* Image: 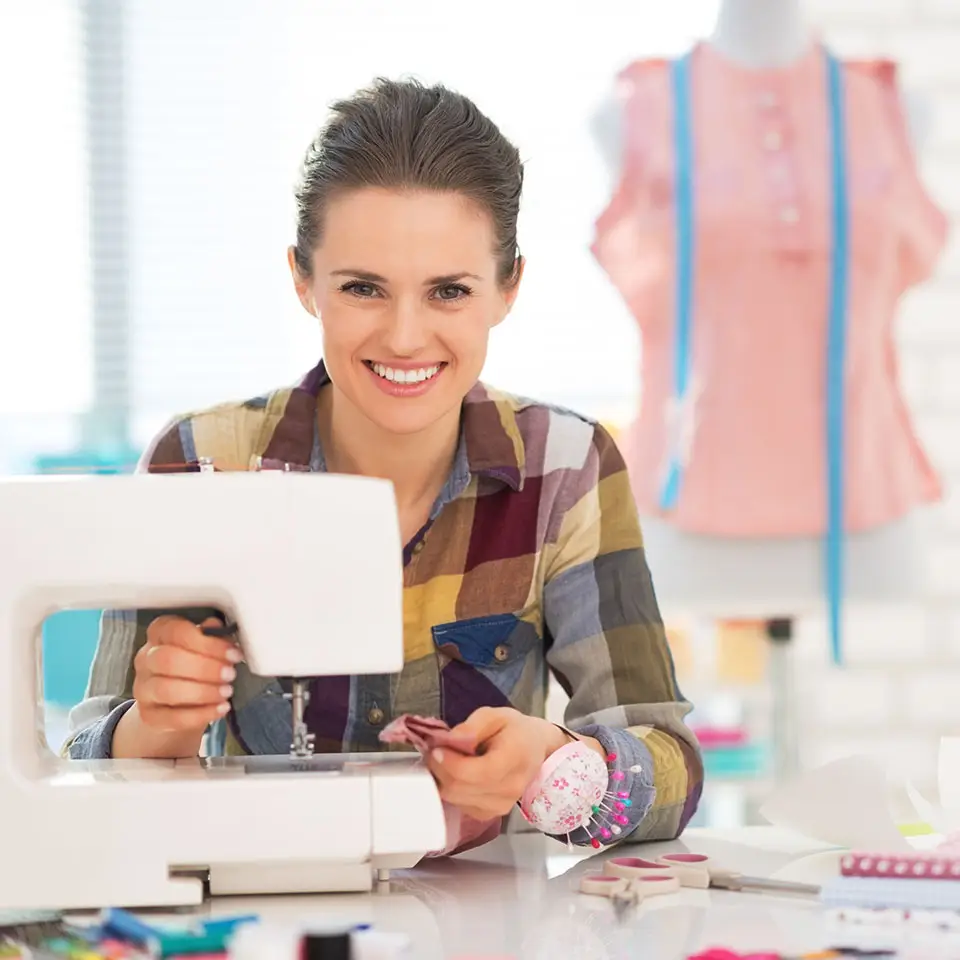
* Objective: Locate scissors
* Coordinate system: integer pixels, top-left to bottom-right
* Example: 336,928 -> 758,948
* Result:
579,854 -> 821,921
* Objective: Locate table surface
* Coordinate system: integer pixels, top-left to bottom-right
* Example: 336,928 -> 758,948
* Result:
135,827 -> 866,959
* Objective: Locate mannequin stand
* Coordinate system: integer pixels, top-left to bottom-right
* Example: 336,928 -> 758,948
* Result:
765,617 -> 800,783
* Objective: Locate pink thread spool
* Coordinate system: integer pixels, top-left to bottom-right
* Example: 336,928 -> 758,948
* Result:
656,852 -> 711,889
604,856 -> 676,882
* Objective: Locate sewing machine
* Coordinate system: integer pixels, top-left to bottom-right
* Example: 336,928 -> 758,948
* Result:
0,472 -> 447,910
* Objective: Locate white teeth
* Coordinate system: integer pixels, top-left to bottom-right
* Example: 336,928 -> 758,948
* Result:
370,363 -> 441,384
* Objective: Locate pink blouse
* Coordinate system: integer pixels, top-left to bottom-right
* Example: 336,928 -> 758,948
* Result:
592,41 -> 948,537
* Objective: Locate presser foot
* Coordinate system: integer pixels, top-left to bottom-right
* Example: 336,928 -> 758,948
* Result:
283,679 -> 315,759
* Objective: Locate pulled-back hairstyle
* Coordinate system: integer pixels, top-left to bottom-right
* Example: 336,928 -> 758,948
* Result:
293,77 -> 524,286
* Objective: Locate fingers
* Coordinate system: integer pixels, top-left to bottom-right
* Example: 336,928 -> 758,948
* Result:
135,615 -> 240,733
133,673 -> 232,708
450,706 -> 510,743
136,702 -> 231,734
428,751 -> 527,817
147,615 -> 243,664
143,643 -> 238,686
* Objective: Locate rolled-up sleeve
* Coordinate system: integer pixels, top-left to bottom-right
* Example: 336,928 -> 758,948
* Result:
65,610 -> 140,759
542,424 -> 702,844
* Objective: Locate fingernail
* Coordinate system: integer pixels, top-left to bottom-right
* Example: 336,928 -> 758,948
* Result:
225,648 -> 243,664
220,685 -> 234,699
432,749 -> 444,764
221,666 -> 236,682
217,702 -> 230,715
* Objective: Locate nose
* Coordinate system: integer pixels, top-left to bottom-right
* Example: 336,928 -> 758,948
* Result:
382,296 -> 429,357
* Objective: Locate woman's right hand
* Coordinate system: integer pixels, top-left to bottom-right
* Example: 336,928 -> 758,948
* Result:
132,615 -> 243,733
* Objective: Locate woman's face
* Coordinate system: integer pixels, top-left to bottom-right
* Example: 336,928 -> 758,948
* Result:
290,187 -> 521,437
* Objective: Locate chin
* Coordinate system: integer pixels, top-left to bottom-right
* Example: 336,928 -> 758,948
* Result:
363,402 -> 454,437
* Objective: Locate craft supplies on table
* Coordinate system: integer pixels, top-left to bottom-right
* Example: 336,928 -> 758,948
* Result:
0,909 -> 409,960
577,852 -> 821,915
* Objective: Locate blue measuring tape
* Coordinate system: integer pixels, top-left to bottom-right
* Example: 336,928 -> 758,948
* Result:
662,51 -> 849,664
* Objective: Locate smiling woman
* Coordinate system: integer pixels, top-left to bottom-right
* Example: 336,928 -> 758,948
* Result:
65,77 -> 702,858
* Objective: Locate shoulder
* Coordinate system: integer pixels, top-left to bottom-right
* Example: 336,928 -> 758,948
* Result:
479,383 -> 626,488
614,57 -> 672,104
140,384 -> 309,472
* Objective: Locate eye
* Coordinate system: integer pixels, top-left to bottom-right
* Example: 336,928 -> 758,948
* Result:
433,283 -> 472,302
340,280 -> 382,299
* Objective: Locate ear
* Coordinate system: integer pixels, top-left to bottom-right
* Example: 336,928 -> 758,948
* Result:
287,246 -> 318,317
492,255 -> 525,327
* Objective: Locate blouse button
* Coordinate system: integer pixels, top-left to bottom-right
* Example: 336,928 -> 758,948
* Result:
367,706 -> 385,726
494,644 -> 510,663
762,130 -> 783,151
779,206 -> 800,225
757,90 -> 778,109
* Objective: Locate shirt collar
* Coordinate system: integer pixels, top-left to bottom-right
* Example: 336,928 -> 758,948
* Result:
293,359 -> 526,492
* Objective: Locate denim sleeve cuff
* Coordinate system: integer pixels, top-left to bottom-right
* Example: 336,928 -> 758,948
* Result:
548,724 -> 656,847
66,700 -> 136,759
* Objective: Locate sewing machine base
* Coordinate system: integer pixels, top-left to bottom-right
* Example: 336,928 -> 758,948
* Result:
2,752 -> 445,910
208,854 -> 418,896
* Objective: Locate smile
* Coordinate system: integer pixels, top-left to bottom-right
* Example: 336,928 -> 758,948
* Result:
364,361 -> 446,385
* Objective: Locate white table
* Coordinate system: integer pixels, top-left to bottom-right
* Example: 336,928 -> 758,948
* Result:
143,828 -> 858,959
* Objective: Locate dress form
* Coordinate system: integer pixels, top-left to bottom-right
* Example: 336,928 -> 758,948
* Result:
590,0 -> 933,622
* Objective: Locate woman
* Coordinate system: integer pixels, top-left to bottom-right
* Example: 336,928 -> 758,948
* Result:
66,77 -> 702,850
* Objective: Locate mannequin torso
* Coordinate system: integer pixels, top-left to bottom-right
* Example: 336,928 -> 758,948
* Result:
591,0 -> 938,617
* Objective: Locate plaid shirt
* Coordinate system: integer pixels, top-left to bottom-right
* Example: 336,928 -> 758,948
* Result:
67,361 -> 702,844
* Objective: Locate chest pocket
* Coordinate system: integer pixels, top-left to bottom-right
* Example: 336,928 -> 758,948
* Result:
432,613 -> 542,727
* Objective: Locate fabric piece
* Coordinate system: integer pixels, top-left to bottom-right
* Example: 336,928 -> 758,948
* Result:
593,42 -> 948,537
378,714 -> 500,858
378,714 -> 479,757
64,360 -> 702,846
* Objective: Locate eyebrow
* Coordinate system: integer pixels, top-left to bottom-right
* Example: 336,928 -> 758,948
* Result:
331,269 -> 483,285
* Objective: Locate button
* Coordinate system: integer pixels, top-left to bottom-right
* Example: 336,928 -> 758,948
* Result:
412,540 -> 425,555
779,206 -> 800,224
493,644 -> 510,663
757,91 -> 778,108
762,130 -> 783,151
367,707 -> 385,725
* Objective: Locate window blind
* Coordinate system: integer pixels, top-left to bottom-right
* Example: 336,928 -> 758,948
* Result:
2,1 -> 720,470
0,2 -> 91,419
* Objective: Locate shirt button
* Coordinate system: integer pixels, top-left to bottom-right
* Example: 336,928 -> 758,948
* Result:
762,130 -> 783,151
757,91 -> 778,108
367,707 -> 385,726
493,644 -> 510,663
779,206 -> 800,224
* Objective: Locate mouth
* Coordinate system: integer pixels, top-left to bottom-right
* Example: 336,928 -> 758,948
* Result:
363,360 -> 447,386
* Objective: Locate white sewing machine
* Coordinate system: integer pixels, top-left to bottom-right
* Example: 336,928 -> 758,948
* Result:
0,472 -> 446,911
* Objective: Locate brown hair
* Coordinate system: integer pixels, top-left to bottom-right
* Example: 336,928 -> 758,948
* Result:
293,77 -> 524,286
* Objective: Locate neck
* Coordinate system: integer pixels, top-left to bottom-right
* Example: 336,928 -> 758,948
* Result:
709,0 -> 811,68
319,388 -> 460,514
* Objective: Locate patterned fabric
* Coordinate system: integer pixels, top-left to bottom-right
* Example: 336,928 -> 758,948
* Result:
593,42 -> 947,536
66,360 -> 702,844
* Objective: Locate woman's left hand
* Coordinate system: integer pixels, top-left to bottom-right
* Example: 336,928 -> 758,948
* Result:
425,706 -> 572,820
